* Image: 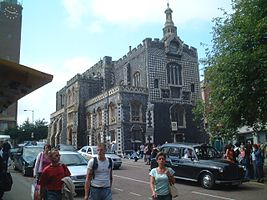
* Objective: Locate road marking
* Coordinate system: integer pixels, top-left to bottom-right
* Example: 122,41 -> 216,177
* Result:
122,162 -> 150,169
129,192 -> 142,196
113,174 -> 150,184
192,191 -> 236,200
114,187 -> 123,191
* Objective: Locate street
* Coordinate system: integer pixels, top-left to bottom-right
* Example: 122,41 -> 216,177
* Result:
2,159 -> 267,200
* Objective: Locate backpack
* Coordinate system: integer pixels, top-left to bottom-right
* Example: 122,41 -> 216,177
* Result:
92,157 -> 112,179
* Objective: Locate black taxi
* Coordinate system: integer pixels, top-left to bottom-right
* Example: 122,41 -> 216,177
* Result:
150,143 -> 245,189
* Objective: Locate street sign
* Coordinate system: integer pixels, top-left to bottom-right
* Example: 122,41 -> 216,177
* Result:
171,122 -> 177,131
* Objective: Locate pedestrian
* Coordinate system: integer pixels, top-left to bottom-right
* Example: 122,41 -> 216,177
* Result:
151,144 -> 159,159
2,140 -> 11,171
111,142 -> 117,154
39,149 -> 71,200
0,141 -> 5,200
254,144 -> 264,183
145,144 -> 152,165
224,144 -> 235,163
131,149 -> 139,162
84,143 -> 113,200
140,144 -> 144,159
34,144 -> 52,183
150,152 -> 175,200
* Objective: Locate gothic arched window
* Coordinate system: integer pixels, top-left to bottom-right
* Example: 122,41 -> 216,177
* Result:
133,71 -> 141,87
130,102 -> 142,122
170,105 -> 186,128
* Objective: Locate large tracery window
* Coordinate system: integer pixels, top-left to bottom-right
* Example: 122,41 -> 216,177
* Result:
167,63 -> 182,85
131,102 -> 142,122
133,71 -> 141,87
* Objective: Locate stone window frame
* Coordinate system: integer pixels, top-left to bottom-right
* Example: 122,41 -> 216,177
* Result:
109,102 -> 116,124
170,105 -> 186,128
130,101 -> 142,122
166,62 -> 182,86
133,71 -> 141,87
96,107 -> 102,128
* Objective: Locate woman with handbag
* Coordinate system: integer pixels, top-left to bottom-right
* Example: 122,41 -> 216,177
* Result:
34,144 -> 52,183
149,152 -> 176,200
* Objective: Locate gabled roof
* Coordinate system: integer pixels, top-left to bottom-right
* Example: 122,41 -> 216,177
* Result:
0,59 -> 53,112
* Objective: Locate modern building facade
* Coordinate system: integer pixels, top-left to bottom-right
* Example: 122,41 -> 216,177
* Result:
49,4 -> 204,155
0,0 -> 23,133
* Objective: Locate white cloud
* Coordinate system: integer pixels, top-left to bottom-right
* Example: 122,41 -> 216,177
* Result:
61,0 -> 232,29
17,57 -> 94,125
87,21 -> 104,33
61,0 -> 92,27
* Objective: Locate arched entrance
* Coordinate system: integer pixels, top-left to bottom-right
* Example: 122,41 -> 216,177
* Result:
130,125 -> 144,150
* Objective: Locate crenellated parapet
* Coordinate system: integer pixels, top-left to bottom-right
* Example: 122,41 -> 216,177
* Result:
183,44 -> 198,58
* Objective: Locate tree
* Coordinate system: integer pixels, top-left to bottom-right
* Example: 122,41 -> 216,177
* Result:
5,119 -> 49,144
203,0 -> 267,138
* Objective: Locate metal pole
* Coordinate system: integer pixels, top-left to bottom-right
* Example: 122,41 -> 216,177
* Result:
32,110 -> 34,123
24,109 -> 34,123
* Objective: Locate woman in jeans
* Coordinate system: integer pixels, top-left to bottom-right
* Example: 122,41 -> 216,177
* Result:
149,152 -> 175,200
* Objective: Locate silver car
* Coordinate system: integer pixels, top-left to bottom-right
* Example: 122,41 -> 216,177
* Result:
59,151 -> 88,190
78,146 -> 122,169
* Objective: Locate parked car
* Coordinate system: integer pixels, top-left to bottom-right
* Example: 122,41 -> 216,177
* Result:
13,145 -> 44,176
150,143 -> 246,189
55,144 -> 76,151
59,151 -> 88,191
78,145 -> 122,169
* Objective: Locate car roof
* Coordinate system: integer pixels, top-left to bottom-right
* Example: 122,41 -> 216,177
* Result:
59,151 -> 80,155
161,143 -> 206,148
23,145 -> 44,149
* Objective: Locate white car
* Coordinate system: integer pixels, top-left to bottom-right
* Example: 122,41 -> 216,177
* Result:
59,151 -> 88,190
78,146 -> 122,169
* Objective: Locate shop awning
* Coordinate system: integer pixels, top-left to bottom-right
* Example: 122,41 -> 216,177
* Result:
0,59 -> 53,112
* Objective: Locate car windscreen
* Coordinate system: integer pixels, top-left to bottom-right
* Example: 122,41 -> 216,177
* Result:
91,147 -> 97,154
60,145 -> 76,151
60,154 -> 88,166
23,147 -> 43,162
194,146 -> 220,159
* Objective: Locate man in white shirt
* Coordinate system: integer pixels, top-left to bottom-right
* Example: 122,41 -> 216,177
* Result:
84,143 -> 113,200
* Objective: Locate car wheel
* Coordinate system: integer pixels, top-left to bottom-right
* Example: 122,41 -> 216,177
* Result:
200,172 -> 215,189
13,162 -> 17,170
22,165 -> 27,176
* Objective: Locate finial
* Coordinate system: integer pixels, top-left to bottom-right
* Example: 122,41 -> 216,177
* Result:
167,0 -> 169,8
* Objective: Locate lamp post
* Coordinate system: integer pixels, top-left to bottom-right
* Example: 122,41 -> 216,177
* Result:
24,109 -> 34,123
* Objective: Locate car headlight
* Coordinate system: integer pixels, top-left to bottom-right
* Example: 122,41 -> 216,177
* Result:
238,165 -> 246,171
218,167 -> 224,173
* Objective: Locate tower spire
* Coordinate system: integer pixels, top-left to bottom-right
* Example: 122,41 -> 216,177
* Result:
162,2 -> 177,40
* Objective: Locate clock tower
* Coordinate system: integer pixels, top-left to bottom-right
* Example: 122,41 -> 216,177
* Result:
0,0 -> 23,132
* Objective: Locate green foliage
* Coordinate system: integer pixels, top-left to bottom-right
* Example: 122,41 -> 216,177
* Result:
192,100 -> 205,131
4,119 -> 48,144
203,0 -> 267,138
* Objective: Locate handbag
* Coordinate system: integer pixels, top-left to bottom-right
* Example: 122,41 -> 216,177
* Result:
169,183 -> 179,198
31,181 -> 41,200
0,172 -> 13,192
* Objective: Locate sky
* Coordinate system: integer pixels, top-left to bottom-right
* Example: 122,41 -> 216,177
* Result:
17,0 -> 232,125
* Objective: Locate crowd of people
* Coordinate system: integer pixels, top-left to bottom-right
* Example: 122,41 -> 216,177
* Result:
1,139 -> 266,199
224,142 -> 265,183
